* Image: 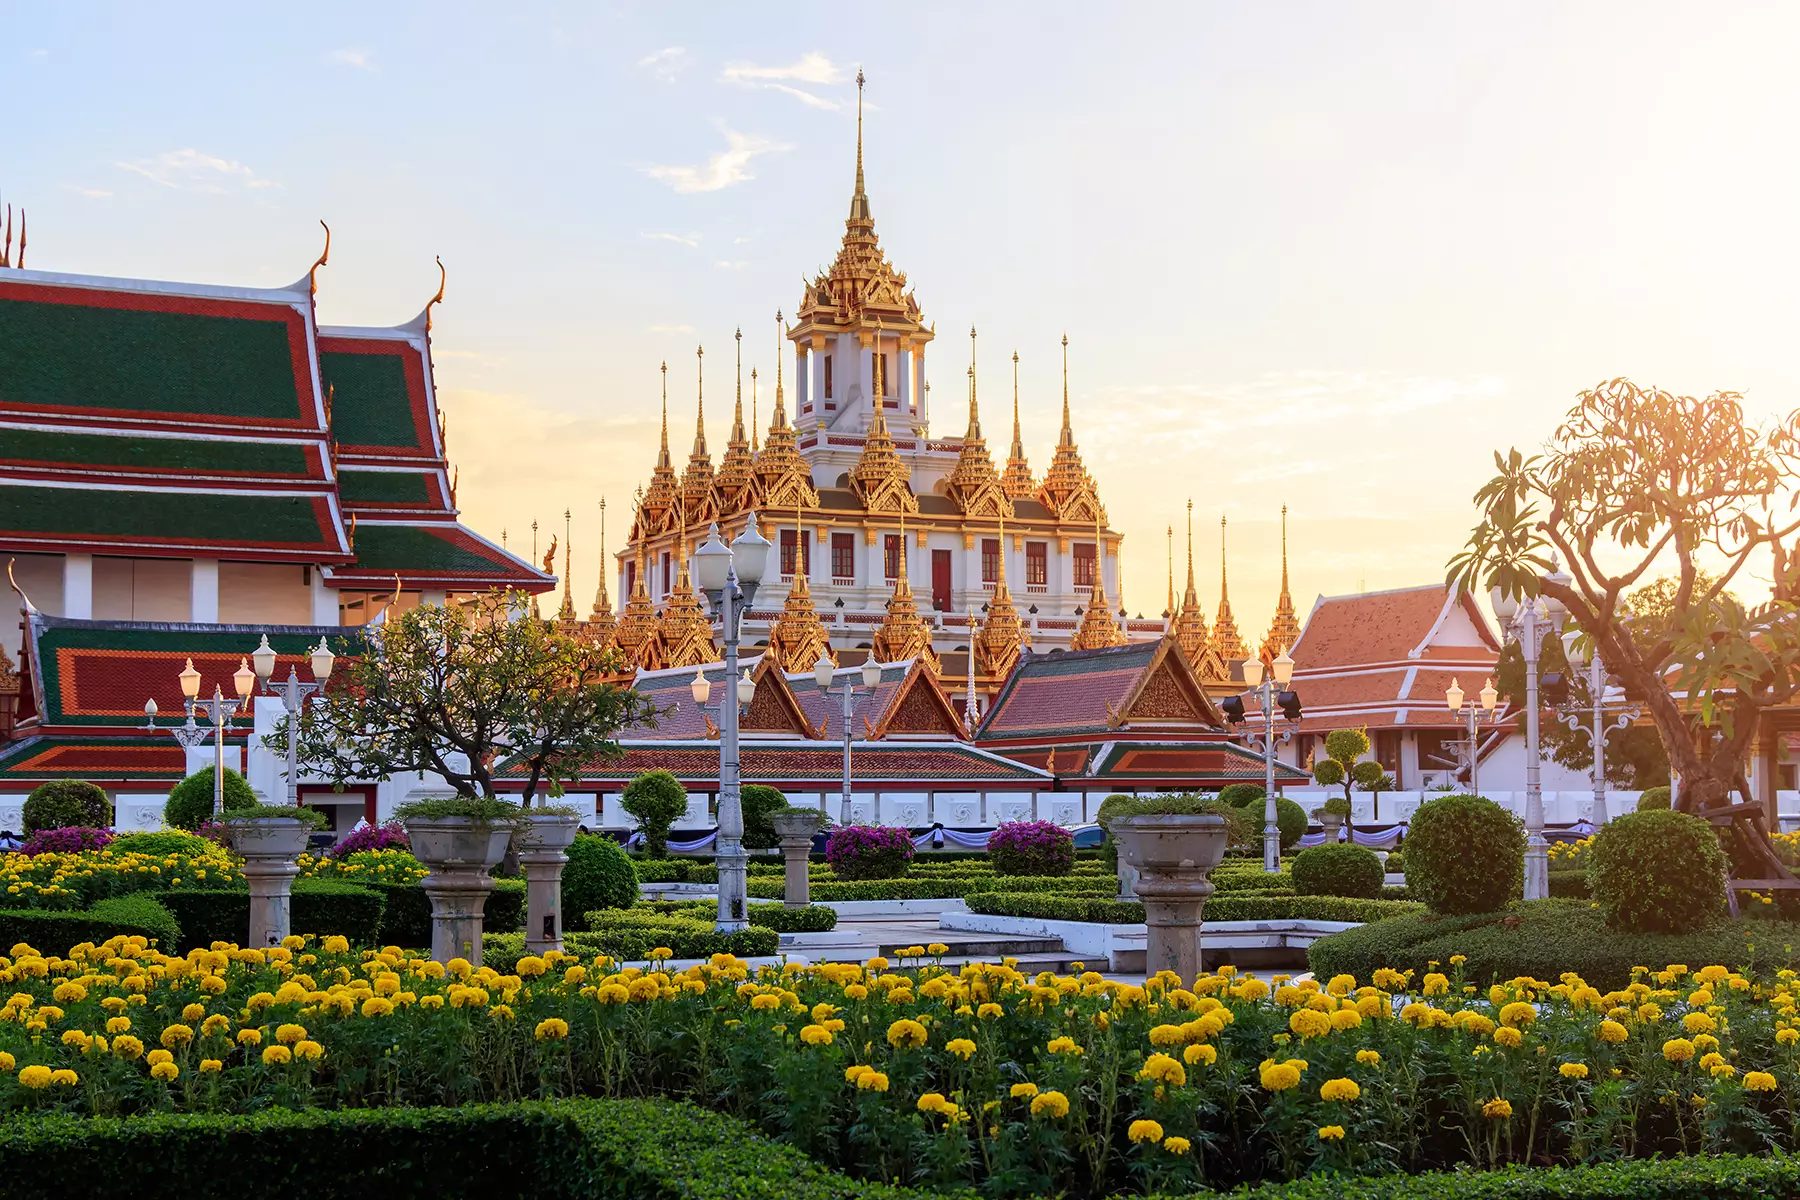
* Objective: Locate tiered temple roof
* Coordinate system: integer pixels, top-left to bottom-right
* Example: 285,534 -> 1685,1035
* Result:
1036,335 -> 1104,526
652,540 -> 719,670
751,317 -> 819,512
849,401 -> 918,514
945,330 -> 1011,519
973,520 -> 1026,682
1260,505 -> 1303,661
871,525 -> 940,672
713,331 -> 758,514
1001,351 -> 1036,500
680,348 -> 717,527
1210,515 -> 1249,662
1173,501 -> 1226,679
613,545 -> 663,671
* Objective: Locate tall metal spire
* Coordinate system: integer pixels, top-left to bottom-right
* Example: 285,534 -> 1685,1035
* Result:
849,68 -> 870,222
657,362 -> 671,469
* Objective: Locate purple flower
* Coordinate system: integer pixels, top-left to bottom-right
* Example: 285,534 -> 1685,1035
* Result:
988,820 -> 1075,877
824,825 -> 915,880
19,826 -> 114,857
328,820 -> 409,858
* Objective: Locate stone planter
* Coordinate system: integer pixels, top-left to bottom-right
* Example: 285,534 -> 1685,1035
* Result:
517,811 -> 580,955
401,815 -> 513,967
1319,813 -> 1345,844
769,811 -> 824,908
226,816 -> 311,949
1112,813 -> 1231,986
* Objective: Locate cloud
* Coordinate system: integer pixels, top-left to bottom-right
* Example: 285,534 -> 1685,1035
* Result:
720,52 -> 847,108
115,148 -> 278,193
69,186 -> 113,199
647,323 -> 696,334
714,260 -> 748,270
641,231 -> 702,248
638,46 -> 689,82
329,48 -> 373,70
642,128 -> 788,194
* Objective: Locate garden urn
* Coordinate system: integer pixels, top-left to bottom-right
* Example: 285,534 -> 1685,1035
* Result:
402,813 -> 513,967
1319,812 -> 1345,844
769,810 -> 824,908
226,816 -> 311,949
1111,813 -> 1231,987
517,811 -> 580,955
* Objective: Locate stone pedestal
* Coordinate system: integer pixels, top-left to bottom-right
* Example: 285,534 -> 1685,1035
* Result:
227,817 -> 310,949
770,811 -> 823,908
1319,813 -> 1344,844
1112,813 -> 1230,987
1117,859 -> 1140,901
402,816 -> 513,966
518,812 -> 580,955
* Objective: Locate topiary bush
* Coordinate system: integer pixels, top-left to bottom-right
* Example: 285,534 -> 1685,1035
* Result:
823,825 -> 914,880
563,834 -> 639,931
1274,796 -> 1307,851
739,784 -> 788,852
1637,785 -> 1672,811
1587,808 -> 1727,933
164,767 -> 257,831
22,780 -> 110,833
1403,793 -> 1526,914
109,830 -> 216,858
1218,783 -> 1265,809
987,820 -> 1075,877
620,770 -> 689,858
1291,843 -> 1385,899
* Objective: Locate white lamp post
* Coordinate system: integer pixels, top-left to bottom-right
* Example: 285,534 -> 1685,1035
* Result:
1554,635 -> 1641,828
1492,572 -> 1567,901
1445,675 -> 1500,796
1240,646 -> 1297,872
691,516 -> 770,932
251,634 -> 336,808
816,653 -> 884,825
148,656 -> 255,815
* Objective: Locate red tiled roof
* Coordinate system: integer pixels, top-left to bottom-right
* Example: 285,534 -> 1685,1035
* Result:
0,736 -> 187,784
505,740 -> 1050,787
1292,585 -> 1461,670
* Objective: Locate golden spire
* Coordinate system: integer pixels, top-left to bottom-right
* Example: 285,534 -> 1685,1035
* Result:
641,361 -> 681,533
1038,333 -> 1101,522
1261,504 -> 1304,662
751,366 -> 759,453
755,310 -> 819,510
715,327 -> 757,512
947,324 -> 1005,514
1172,498 -> 1215,670
767,500 -> 834,673
587,497 -> 617,647
1211,513 -> 1248,661
872,505 -> 940,673
1002,348 -> 1035,499
851,67 -> 869,222
656,533 -> 720,669
850,382 -> 917,514
557,507 -> 576,623
1165,524 -> 1175,621
1072,511 -> 1125,651
975,509 -> 1026,683
681,344 -> 717,524
614,541 -> 662,670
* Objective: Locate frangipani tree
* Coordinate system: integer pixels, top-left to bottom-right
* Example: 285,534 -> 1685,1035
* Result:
1312,728 -> 1382,840
289,589 -> 659,806
1449,379 -> 1800,878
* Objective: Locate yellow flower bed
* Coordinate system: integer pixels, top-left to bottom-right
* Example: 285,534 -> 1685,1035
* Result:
1,939 -> 1799,1193
297,849 -> 427,887
0,847 -> 240,909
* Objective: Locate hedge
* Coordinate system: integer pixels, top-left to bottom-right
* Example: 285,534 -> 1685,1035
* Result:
0,894 -> 181,953
157,880 -> 387,950
745,875 -> 1117,902
1157,1155 -> 1800,1199
0,1098 -> 962,1200
637,899 -> 840,933
1307,898 -> 1800,990
963,891 -> 1424,926
484,919 -> 779,970
1548,869 -> 1590,898
355,878 -> 526,947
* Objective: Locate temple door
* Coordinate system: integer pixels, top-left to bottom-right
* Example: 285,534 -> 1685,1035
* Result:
932,550 -> 952,612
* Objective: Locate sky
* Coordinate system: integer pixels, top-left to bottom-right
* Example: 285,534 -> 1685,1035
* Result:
7,2 -> 1800,639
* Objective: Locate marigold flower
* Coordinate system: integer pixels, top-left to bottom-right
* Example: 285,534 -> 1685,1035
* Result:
1599,1020 -> 1629,1044
322,936 -> 349,955
856,1070 -> 889,1092
275,1023 -> 307,1046
1317,1124 -> 1346,1141
1356,1049 -> 1382,1066
160,1023 -> 194,1048
917,1091 -> 951,1114
886,1018 -> 928,1049
1047,1035 -> 1083,1056
799,1023 -> 835,1046
515,956 -> 548,978
147,1049 -> 172,1067
1162,1135 -> 1192,1155
1320,1077 -> 1360,1103
977,1002 -> 1003,1020
1499,1002 -> 1536,1028
534,1017 -> 570,1041
1778,1028 -> 1800,1046
1030,1089 -> 1070,1118
199,1059 -> 223,1074
1663,1038 -> 1696,1064
150,1060 -> 179,1082
263,1044 -> 293,1065
362,997 -> 395,1018
1493,1026 -> 1524,1049
1559,1062 -> 1589,1079
112,1035 -> 144,1060
1259,1060 -> 1303,1091
50,1069 -> 78,1086
0,1052 -> 13,1072
945,1037 -> 976,1059
1482,1097 -> 1513,1119
1745,1071 -> 1779,1092
17,1064 -> 51,1089
1184,1043 -> 1218,1066
1010,1081 -> 1039,1099
1128,1119 -> 1164,1144
1289,1008 -> 1332,1040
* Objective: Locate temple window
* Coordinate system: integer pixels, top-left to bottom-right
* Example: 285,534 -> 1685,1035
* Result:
1073,543 -> 1096,589
831,532 -> 856,583
824,355 -> 834,400
1026,541 -> 1048,588
981,538 -> 999,585
884,534 -> 902,581
779,528 -> 811,578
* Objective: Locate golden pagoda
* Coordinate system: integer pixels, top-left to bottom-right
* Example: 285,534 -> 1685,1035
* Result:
654,537 -> 719,669
765,510 -> 835,673
680,346 -> 716,526
754,312 -> 820,512
1261,505 -> 1303,662
613,542 -> 663,670
849,387 -> 917,514
585,497 -> 617,649
1211,514 -> 1249,662
1037,335 -> 1104,525
871,515 -> 940,671
636,363 -> 681,540
1071,516 -> 1126,651
945,326 -> 1012,518
1001,350 -> 1035,500
973,516 -> 1026,681
555,509 -> 577,625
1174,500 -> 1226,677
713,329 -> 758,514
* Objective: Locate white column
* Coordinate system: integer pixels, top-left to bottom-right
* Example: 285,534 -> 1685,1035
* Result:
866,534 -> 882,595
896,347 -> 912,424
858,340 -> 873,424
964,543 -> 981,611
309,568 -> 338,625
248,699 -> 285,802
809,344 -> 826,418
796,344 -> 810,412
190,559 -> 219,623
62,554 -> 93,619
913,348 -> 926,423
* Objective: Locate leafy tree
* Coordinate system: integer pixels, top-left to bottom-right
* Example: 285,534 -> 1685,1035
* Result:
1450,379 -> 1800,877
164,766 -> 256,830
1311,728 -> 1380,840
288,589 -> 659,806
739,784 -> 789,852
621,770 -> 690,858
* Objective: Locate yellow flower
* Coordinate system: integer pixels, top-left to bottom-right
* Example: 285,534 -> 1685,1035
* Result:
150,1060 -> 179,1082
844,984 -> 869,1002
1745,1071 -> 1779,1092
1289,1008 -> 1332,1040
1259,1060 -> 1303,1091
1184,1043 -> 1218,1066
17,1064 -> 51,1089
199,1059 -> 223,1073
1320,1077 -> 1360,1103
1139,1053 -> 1188,1087
1683,1011 -> 1718,1035
322,936 -> 349,954
1128,1119 -> 1164,1144
1663,1038 -> 1696,1064
1499,1002 -> 1536,1028
237,1028 -> 263,1047
1493,1027 -> 1524,1049
1559,1062 -> 1589,1079
856,1070 -> 889,1092
844,1064 -> 872,1084
1047,1035 -> 1084,1056
112,1035 -> 145,1060
800,1024 -> 834,1046
51,1069 -> 78,1086
1164,1136 -> 1192,1155
1029,1089 -> 1070,1119
750,993 -> 782,1011
1010,1081 -> 1040,1099
1356,1049 -> 1381,1066
160,1023 -> 194,1048
886,1018 -> 928,1049
275,1023 -> 307,1046
945,1037 -> 976,1059
534,1018 -> 570,1041
1778,1028 -> 1800,1046
0,1052 -> 12,1072
1422,973 -> 1449,996
361,997 -> 394,1018
262,1044 -> 293,1066
917,1091 -> 953,1115
181,1003 -> 207,1023
294,1040 -> 324,1062
1482,1097 -> 1513,1119
515,955 -> 548,978
1599,1020 -> 1629,1044
146,1049 -> 173,1067
1317,1124 -> 1346,1141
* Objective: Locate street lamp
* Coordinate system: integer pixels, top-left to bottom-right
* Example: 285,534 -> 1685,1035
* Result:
1445,675 -> 1500,796
1553,635 -> 1641,828
147,656 -> 255,815
251,634 -> 336,808
691,516 -> 771,932
815,653 -> 884,826
1238,646 -> 1300,873
1491,571 -> 1568,901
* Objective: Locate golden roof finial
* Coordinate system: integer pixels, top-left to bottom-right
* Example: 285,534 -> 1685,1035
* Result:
1059,333 -> 1072,445
1211,512 -> 1248,661
1002,348 -> 1034,499
848,67 -> 871,223
1165,524 -> 1175,620
423,256 -> 447,331
657,362 -> 671,468
1261,503 -> 1304,662
693,344 -> 707,456
308,221 -> 331,296
733,327 -> 745,438
558,507 -> 576,622
750,366 -> 759,453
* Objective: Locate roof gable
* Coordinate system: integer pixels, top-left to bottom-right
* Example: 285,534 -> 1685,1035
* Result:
865,659 -> 969,741
1292,584 -> 1465,671
975,639 -> 1161,740
317,333 -> 437,457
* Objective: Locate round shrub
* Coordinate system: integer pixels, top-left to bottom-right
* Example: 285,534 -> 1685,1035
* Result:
1291,843 -> 1385,899
739,784 -> 788,852
1404,793 -> 1526,915
163,767 -> 256,831
19,826 -> 114,856
824,825 -> 914,880
1587,808 -> 1727,933
110,829 -> 216,858
563,834 -> 639,930
1275,797 -> 1307,851
1637,785 -> 1672,811
987,820 -> 1075,877
621,770 -> 689,858
1218,783 -> 1265,809
22,780 -> 110,833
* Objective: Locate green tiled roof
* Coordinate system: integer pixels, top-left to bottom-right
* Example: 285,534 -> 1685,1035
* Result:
321,351 -> 425,450
0,297 -> 304,422
338,469 -> 432,505
346,524 -> 512,574
0,483 -> 336,550
0,426 -> 313,477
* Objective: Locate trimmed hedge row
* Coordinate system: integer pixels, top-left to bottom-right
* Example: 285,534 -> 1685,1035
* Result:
0,1097 -> 960,1200
1160,1155 -> 1800,1199
483,918 -> 779,970
1307,898 -> 1800,990
636,899 -> 839,933
157,881 -> 386,950
745,875 -> 1116,902
0,894 -> 181,952
962,891 -> 1424,925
